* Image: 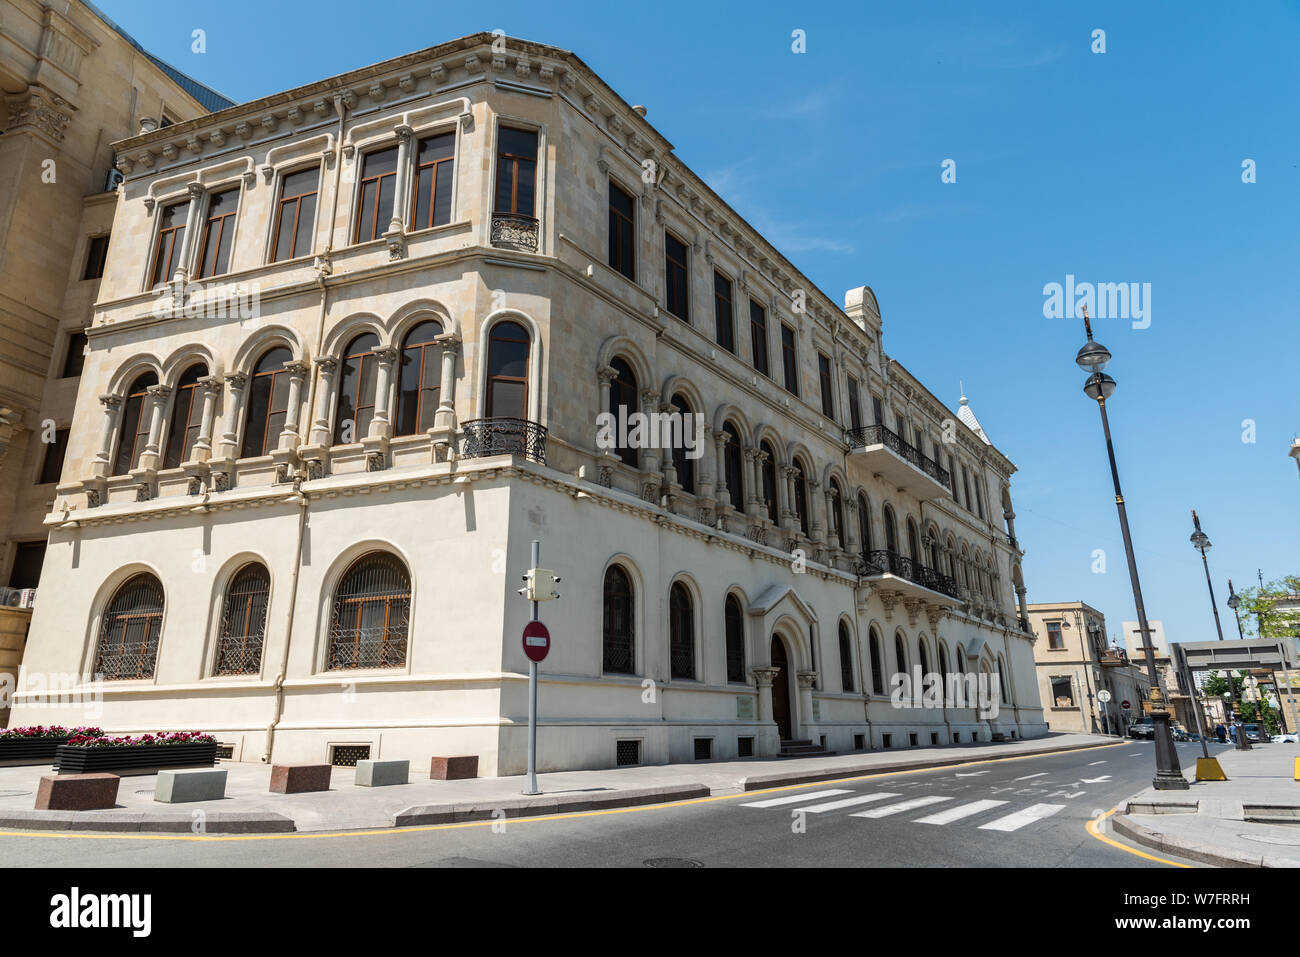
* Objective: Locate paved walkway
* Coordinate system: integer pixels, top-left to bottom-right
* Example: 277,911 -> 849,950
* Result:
1114,743 -> 1300,867
0,732 -> 1117,833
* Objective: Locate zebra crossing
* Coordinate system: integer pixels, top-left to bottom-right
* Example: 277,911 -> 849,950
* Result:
740,788 -> 1066,832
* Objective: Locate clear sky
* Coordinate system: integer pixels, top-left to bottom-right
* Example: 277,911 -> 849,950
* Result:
99,0 -> 1300,646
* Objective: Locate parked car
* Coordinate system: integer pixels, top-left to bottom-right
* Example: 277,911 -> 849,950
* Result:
1270,731 -> 1298,744
1127,718 -> 1155,740
1229,723 -> 1263,743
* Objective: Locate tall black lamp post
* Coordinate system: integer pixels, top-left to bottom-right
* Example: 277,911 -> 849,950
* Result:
1076,312 -> 1188,789
1226,580 -> 1245,639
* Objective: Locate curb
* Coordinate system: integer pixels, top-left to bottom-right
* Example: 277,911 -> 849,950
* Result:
1107,813 -> 1299,868
392,783 -> 711,826
0,810 -> 295,834
739,738 -> 1123,791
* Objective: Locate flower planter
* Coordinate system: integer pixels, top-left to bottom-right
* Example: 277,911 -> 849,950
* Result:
55,742 -> 218,777
0,736 -> 71,767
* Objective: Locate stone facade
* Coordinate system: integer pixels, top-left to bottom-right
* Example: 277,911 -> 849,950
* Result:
10,32 -> 1047,772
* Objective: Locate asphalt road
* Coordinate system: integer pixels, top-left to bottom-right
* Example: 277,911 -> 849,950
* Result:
2,739 -> 1227,867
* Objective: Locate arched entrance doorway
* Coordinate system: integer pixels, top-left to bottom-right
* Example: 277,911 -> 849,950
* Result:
771,635 -> 794,741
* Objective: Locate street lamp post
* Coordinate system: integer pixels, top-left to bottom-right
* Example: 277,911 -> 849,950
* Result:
1226,580 -> 1245,639
1075,312 -> 1188,790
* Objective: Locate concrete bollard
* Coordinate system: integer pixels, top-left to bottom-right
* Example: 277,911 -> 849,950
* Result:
36,773 -> 120,811
355,759 -> 409,787
155,768 -> 227,803
269,764 -> 332,794
430,755 -> 478,780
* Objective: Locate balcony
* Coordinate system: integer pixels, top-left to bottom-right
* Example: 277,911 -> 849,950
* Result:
846,425 -> 951,501
461,418 -> 547,465
859,549 -> 959,602
490,213 -> 538,252
1098,648 -> 1130,667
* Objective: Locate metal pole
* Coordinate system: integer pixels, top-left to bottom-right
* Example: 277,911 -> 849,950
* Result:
1095,398 -> 1187,789
523,539 -> 541,795
1199,547 -> 1226,641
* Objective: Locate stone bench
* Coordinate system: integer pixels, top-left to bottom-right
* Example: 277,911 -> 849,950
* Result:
269,764 -> 332,794
355,759 -> 409,787
430,755 -> 478,780
36,773 -> 119,811
155,768 -> 227,803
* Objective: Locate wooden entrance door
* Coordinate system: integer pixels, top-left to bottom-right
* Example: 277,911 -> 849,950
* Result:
771,636 -> 793,741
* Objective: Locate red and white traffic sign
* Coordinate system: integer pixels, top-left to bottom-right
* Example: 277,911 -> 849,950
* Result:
1121,700 -> 1131,710
522,620 -> 550,663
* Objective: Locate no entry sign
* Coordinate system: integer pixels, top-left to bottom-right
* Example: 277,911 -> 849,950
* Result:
522,620 -> 550,663
1121,700 -> 1131,710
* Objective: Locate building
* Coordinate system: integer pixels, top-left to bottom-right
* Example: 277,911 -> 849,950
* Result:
10,31 -> 1047,773
1120,620 -> 1197,731
0,0 -> 232,722
1027,601 -> 1150,735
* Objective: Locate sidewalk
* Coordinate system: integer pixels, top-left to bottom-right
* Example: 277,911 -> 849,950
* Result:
1112,744 -> 1300,867
0,732 -> 1118,834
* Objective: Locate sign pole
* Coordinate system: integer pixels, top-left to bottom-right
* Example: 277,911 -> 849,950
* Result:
522,539 -> 542,796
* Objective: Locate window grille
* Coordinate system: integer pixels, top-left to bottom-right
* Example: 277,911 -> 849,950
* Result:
330,744 -> 370,767
326,553 -> 410,670
94,574 -> 164,680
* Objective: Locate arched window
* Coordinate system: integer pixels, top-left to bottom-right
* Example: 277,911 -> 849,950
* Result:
335,333 -> 379,445
919,641 -> 930,677
668,582 -> 694,679
838,621 -> 854,692
830,478 -> 845,544
602,565 -> 634,674
882,503 -> 898,553
242,346 -> 292,458
163,364 -> 206,469
957,648 -> 967,675
793,458 -> 810,535
608,357 -> 639,467
759,440 -> 778,523
214,563 -> 270,675
485,320 -> 529,420
938,643 -> 950,704
869,629 -> 884,695
395,320 -> 443,436
94,572 -> 164,680
725,594 -> 745,682
894,633 -> 907,676
998,657 -> 1011,704
907,517 -> 921,563
113,371 -> 158,475
722,422 -> 744,508
671,394 -> 695,494
857,494 -> 872,552
327,552 -> 410,670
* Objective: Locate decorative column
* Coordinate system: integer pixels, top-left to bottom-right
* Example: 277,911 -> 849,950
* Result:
365,347 -> 399,440
843,496 -> 860,553
137,384 -> 172,471
432,333 -> 461,435
308,356 -> 339,447
824,484 -> 841,550
751,666 -> 781,756
276,360 -> 311,448
217,372 -> 248,460
694,425 -> 715,524
190,376 -> 223,462
781,465 -> 798,530
91,394 -> 123,477
175,183 -> 206,282
796,670 -> 820,742
808,477 -> 824,541
639,388 -> 661,501
658,399 -> 679,488
713,428 -> 731,510
388,125 -> 413,235
743,448 -> 762,516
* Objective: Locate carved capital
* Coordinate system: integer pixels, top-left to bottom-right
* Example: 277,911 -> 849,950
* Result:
98,393 -> 123,411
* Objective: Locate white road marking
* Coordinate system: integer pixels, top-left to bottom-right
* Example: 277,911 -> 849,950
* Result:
953,771 -> 988,777
797,792 -> 903,813
1080,775 -> 1111,783
978,803 -> 1067,832
1014,772 -> 1048,780
851,796 -> 951,819
1088,760 -> 1107,766
741,789 -> 851,808
913,799 -> 1008,825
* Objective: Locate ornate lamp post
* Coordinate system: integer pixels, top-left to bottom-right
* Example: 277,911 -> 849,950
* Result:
1226,580 -> 1245,639
1076,312 -> 1188,789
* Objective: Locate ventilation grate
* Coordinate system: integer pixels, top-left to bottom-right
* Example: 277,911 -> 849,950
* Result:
693,738 -> 712,761
216,744 -> 234,760
853,734 -> 865,752
615,739 -> 641,767
330,744 -> 370,767
737,736 -> 754,758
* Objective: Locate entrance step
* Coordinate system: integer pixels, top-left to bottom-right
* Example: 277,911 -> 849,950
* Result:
778,740 -> 835,757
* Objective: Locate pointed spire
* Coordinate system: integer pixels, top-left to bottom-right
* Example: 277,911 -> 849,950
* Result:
957,384 -> 990,444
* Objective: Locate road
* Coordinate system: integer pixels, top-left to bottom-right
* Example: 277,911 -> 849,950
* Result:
2,739 -> 1226,867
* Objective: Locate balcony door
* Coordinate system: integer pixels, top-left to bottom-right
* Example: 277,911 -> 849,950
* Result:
485,321 -> 529,420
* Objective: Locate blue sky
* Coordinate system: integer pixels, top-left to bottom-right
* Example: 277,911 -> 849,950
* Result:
102,0 -> 1300,645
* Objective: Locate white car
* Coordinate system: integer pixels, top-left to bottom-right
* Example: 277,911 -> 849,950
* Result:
1271,731 -> 1298,744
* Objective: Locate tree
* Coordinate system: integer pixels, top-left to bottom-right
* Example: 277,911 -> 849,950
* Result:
1233,575 -> 1300,640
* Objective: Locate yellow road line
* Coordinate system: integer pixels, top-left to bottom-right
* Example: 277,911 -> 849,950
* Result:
0,739 -> 1131,844
1085,806 -> 1193,868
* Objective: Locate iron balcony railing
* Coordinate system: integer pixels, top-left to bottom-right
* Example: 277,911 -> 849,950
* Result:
845,424 -> 951,487
859,548 -> 959,598
461,417 -> 547,465
490,213 -> 539,251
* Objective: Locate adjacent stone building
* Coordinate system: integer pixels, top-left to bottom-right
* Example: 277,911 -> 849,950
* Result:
10,31 -> 1047,772
0,0 -> 232,721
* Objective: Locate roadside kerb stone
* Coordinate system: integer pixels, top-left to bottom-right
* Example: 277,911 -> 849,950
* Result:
393,784 -> 710,827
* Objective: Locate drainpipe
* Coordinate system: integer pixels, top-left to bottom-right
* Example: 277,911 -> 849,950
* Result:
261,94 -> 348,763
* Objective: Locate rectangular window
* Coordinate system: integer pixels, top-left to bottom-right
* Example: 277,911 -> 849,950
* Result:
947,454 -> 957,494
412,132 -> 455,229
354,146 -> 399,243
61,331 -> 87,379
273,167 -> 319,262
847,376 -> 862,431
83,235 -> 110,280
713,271 -> 734,352
1051,676 -> 1075,708
607,179 -> 636,280
1047,621 -> 1064,649
818,353 -> 835,418
197,187 -> 239,278
150,200 -> 189,285
962,466 -> 973,511
872,395 -> 884,427
748,299 -> 769,376
664,231 -> 689,321
494,126 -> 538,219
7,541 -> 46,589
975,479 -> 986,520
780,324 -> 799,396
37,428 -> 70,485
